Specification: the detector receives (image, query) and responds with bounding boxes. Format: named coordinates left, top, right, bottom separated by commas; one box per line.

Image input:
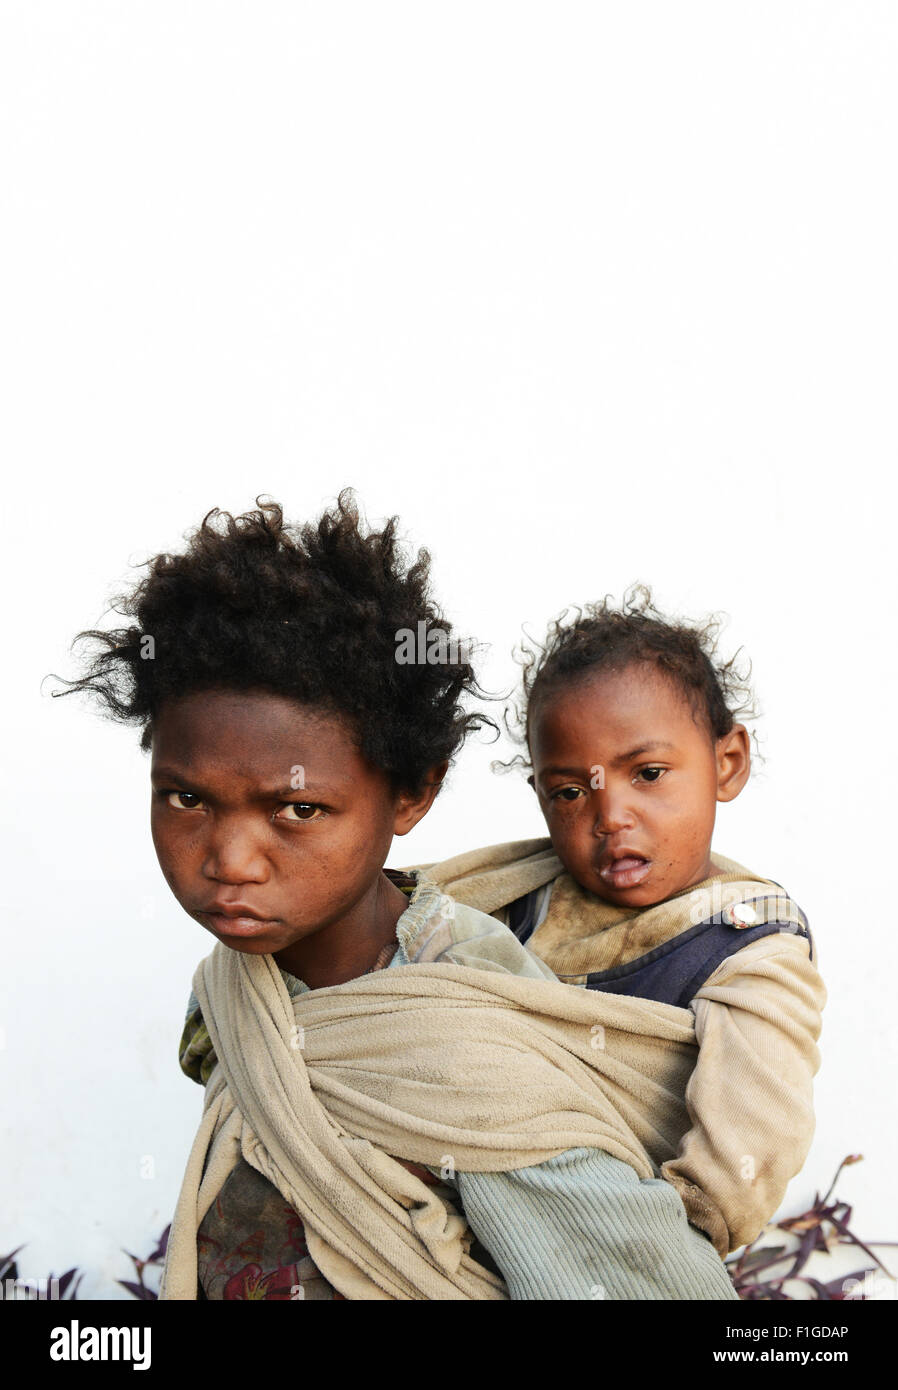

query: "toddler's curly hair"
left=502, top=583, right=759, bottom=770
left=53, top=490, right=488, bottom=794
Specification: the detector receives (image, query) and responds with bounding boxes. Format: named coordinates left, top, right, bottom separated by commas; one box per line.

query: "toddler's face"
left=528, top=663, right=748, bottom=908
left=149, top=689, right=420, bottom=963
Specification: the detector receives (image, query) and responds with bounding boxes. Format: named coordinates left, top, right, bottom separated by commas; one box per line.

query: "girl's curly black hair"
left=500, top=583, right=759, bottom=771
left=51, top=490, right=490, bottom=795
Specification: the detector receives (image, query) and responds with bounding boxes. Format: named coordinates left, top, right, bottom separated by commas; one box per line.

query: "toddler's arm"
left=454, top=1147, right=738, bottom=1300
left=660, top=931, right=826, bottom=1256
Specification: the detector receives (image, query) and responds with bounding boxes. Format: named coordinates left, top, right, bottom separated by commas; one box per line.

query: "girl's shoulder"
left=408, top=838, right=562, bottom=916
left=395, top=870, right=558, bottom=982
left=179, top=991, right=214, bottom=1086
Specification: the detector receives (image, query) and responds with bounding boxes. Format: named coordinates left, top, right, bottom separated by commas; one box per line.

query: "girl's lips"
left=203, top=912, right=279, bottom=938
left=598, top=856, right=651, bottom=889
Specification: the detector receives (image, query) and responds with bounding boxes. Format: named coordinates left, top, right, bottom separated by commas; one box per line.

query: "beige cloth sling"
left=160, top=939, right=701, bottom=1301
left=415, top=839, right=826, bottom=1256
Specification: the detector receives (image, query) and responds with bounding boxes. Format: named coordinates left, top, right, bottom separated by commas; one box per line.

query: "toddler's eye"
left=277, top=802, right=324, bottom=822
left=635, top=767, right=666, bottom=784
left=167, top=791, right=204, bottom=810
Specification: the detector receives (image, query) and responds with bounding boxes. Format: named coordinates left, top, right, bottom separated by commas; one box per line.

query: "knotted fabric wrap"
left=415, top=841, right=825, bottom=1256
left=160, top=933, right=700, bottom=1300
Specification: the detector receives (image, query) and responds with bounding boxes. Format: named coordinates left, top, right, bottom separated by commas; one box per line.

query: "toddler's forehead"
left=530, top=663, right=711, bottom=750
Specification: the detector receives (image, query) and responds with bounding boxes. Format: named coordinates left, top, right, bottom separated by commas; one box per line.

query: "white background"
left=2, top=2, right=896, bottom=1298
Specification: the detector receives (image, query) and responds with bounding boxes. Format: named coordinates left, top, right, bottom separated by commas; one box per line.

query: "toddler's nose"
left=591, top=788, right=636, bottom=836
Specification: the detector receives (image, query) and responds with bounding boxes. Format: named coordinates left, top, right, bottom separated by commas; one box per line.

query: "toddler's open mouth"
left=597, top=854, right=651, bottom=889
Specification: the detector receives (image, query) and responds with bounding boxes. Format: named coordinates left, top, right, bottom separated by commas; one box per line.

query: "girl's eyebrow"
left=150, top=765, right=194, bottom=786
left=150, top=766, right=342, bottom=797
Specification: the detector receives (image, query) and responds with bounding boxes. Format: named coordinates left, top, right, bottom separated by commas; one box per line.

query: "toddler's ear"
left=527, top=774, right=536, bottom=790
left=716, top=724, right=751, bottom=803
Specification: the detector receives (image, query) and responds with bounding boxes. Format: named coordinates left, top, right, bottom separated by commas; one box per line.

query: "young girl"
left=423, top=588, right=826, bottom=1260
left=58, top=504, right=738, bottom=1300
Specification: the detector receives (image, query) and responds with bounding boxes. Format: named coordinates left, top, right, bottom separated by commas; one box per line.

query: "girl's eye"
left=276, top=802, right=324, bottom=822
left=636, top=767, right=666, bottom=784
left=167, top=791, right=204, bottom=810
left=551, top=786, right=585, bottom=803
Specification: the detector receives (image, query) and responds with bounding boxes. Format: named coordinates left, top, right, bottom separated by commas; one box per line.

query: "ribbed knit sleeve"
left=660, top=932, right=826, bottom=1256
left=455, top=1147, right=738, bottom=1300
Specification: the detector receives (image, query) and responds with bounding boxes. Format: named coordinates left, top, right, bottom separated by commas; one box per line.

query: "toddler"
left=424, top=588, right=826, bottom=1257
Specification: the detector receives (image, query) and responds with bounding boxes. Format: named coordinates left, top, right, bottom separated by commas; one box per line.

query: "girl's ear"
left=393, top=760, right=449, bottom=836
left=716, top=724, right=751, bottom=803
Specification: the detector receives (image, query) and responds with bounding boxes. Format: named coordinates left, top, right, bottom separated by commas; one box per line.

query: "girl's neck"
left=272, top=871, right=409, bottom=990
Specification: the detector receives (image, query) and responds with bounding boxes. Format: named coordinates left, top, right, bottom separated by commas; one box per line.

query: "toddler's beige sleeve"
left=659, top=931, right=826, bottom=1257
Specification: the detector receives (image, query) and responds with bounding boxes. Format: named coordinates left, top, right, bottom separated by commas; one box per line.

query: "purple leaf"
left=0, top=1247, right=25, bottom=1282
left=802, top=1277, right=835, bottom=1300
left=147, top=1224, right=171, bottom=1264
left=739, top=1245, right=788, bottom=1272
left=117, top=1279, right=157, bottom=1301
left=828, top=1212, right=895, bottom=1278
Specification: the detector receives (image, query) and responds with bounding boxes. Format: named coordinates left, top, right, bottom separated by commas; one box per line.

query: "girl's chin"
left=215, top=934, right=276, bottom=953
left=198, top=917, right=285, bottom=951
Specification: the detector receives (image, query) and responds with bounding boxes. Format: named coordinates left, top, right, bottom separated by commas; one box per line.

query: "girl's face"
left=150, top=689, right=435, bottom=977
left=527, top=662, right=750, bottom=908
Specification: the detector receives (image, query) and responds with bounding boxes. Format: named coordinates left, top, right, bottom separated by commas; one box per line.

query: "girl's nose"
left=202, top=820, right=268, bottom=885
